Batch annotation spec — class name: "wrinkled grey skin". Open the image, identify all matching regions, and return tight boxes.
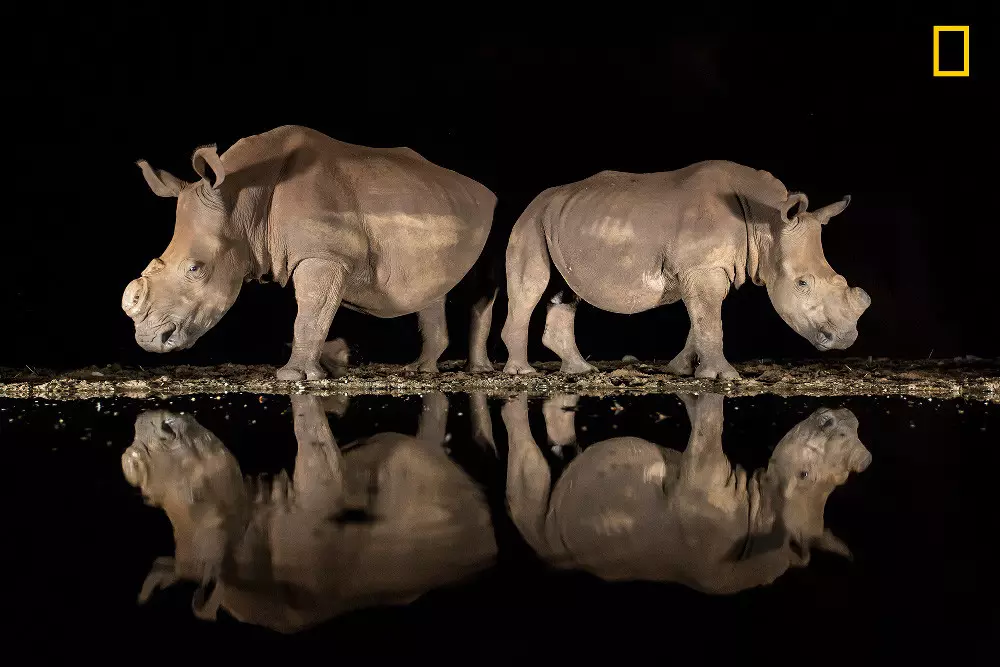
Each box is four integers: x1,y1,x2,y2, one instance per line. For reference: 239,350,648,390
122,392,496,633
122,125,498,379
503,392,871,594
501,161,872,379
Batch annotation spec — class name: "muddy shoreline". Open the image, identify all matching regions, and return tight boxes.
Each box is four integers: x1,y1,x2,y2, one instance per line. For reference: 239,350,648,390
2,357,999,401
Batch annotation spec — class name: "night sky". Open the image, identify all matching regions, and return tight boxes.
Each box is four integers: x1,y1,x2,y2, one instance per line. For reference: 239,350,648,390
4,5,993,370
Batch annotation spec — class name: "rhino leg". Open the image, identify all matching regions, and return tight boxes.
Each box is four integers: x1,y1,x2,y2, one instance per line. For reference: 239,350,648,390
291,394,344,514
542,293,596,374
404,297,449,373
502,216,551,374
470,392,497,455
466,288,498,373
502,394,554,556
278,258,348,381
667,269,740,380
416,390,449,443
542,393,579,449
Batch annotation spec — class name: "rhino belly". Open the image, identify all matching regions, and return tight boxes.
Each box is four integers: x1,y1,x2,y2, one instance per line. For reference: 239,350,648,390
343,211,490,317
545,218,679,314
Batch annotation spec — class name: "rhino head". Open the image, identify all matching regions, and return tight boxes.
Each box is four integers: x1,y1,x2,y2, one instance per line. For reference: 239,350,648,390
122,147,249,352
122,410,249,615
765,194,871,351
764,406,871,564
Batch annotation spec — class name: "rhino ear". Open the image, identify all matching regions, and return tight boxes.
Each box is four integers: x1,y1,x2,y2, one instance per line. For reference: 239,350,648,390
780,192,809,224
814,529,853,561
192,145,226,189
813,195,851,225
137,160,187,198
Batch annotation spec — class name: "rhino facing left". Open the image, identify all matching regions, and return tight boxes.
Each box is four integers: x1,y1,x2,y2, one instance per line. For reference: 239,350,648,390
122,125,498,380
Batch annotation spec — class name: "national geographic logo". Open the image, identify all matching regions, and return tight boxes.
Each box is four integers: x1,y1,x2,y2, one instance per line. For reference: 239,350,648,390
933,26,969,76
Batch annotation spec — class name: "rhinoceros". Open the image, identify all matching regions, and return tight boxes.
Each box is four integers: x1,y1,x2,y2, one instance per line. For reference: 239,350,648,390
121,392,497,633
500,161,872,379
503,392,871,594
122,125,498,380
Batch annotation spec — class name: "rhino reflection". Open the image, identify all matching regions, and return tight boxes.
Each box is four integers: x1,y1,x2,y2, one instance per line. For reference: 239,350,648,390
504,392,871,594
122,392,497,633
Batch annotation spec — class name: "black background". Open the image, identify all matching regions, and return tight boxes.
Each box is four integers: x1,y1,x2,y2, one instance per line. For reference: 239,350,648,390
3,4,993,371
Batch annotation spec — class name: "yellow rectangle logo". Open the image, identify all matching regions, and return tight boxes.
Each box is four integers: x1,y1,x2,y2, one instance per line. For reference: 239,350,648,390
933,26,969,76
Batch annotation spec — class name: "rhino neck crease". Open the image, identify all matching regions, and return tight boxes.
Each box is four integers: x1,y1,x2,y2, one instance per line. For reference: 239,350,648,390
228,183,279,285
736,194,776,288
739,469,781,560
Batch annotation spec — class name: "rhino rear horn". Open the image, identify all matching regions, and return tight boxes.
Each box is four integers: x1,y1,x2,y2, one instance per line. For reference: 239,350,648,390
137,160,188,198
813,195,851,225
192,145,226,189
780,192,809,224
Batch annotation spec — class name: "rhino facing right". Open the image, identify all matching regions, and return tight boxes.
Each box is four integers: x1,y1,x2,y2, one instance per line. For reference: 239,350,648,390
500,160,872,378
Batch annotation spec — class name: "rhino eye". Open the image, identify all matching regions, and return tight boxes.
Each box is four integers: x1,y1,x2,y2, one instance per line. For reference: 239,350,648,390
188,262,204,274
798,470,809,480
797,279,809,288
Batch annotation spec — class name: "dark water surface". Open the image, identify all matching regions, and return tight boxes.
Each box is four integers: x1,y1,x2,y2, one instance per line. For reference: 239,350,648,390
3,391,994,661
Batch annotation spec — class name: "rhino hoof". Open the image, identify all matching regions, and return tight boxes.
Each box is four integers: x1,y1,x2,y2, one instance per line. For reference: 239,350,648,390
403,361,440,373
560,360,597,375
466,360,495,373
694,364,741,381
503,361,537,375
277,364,328,381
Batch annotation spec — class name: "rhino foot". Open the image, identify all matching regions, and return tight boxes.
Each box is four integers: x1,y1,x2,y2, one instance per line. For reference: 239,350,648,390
666,353,696,376
560,359,597,374
277,363,328,381
465,360,496,373
403,360,440,373
694,361,741,381
503,360,537,375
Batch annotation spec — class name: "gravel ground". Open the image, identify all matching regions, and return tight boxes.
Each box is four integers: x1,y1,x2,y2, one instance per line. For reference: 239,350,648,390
2,357,999,401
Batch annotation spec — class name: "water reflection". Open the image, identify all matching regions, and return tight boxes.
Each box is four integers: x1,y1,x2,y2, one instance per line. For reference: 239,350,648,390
504,392,872,593
121,392,497,633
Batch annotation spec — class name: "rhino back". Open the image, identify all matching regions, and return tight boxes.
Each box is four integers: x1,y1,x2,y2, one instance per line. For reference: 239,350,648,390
545,437,691,579
223,126,496,313
538,161,786,312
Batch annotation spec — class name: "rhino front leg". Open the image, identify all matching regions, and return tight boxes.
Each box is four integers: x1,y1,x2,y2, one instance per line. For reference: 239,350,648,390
667,269,740,380
404,297,449,373
278,258,349,381
291,393,344,514
542,293,596,374
502,215,551,374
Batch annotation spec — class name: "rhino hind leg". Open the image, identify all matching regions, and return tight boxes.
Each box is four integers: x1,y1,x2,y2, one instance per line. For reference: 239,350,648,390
404,297,449,373
466,287,498,373
666,269,741,381
501,215,552,374
542,292,596,374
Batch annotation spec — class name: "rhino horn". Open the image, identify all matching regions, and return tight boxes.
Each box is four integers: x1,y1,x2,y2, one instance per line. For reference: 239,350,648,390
137,160,187,198
814,195,851,225
192,144,226,189
813,529,853,561
779,192,809,224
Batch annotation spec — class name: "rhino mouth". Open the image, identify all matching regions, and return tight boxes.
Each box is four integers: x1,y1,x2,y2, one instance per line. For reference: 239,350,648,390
814,329,834,351
137,320,195,352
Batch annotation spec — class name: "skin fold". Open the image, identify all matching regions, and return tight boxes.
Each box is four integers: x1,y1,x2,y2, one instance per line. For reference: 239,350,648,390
501,161,872,379
502,392,872,594
122,125,498,380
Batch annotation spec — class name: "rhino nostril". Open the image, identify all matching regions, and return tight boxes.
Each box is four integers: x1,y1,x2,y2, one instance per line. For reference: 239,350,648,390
159,323,177,347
